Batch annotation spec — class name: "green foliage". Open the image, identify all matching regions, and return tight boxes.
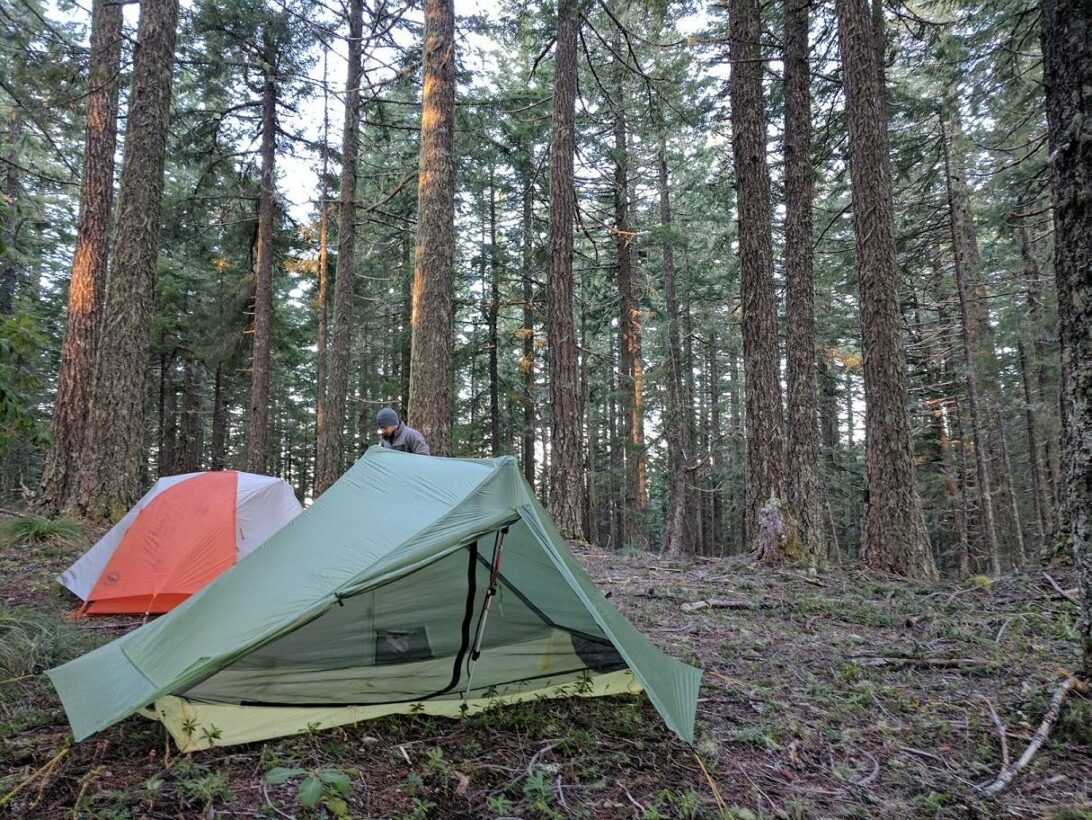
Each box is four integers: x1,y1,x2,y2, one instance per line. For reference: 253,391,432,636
264,765,352,817
0,315,49,455
0,606,97,680
173,758,233,807
0,514,86,549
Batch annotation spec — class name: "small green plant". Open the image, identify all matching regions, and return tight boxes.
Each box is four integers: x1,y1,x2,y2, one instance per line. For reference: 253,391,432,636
264,766,352,817
487,793,515,816
174,758,233,808
523,767,561,818
0,515,85,549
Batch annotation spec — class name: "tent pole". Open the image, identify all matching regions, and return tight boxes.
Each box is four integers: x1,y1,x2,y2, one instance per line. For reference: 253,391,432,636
464,526,508,698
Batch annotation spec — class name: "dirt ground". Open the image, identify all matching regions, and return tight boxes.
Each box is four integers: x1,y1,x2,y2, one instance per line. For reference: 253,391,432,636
1,527,1090,819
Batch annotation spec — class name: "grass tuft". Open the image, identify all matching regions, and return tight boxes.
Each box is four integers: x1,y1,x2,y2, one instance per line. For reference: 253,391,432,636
0,515,87,550
0,606,97,680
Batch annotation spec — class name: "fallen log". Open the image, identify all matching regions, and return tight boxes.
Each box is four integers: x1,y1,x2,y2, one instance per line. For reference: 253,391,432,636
681,598,758,613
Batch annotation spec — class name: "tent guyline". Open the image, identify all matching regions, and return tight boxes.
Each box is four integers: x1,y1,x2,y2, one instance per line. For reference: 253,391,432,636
48,449,701,751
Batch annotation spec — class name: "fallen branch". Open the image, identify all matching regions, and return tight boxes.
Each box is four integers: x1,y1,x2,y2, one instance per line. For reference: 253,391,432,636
1041,572,1079,605
851,655,990,669
980,696,1010,771
980,674,1088,797
681,598,757,612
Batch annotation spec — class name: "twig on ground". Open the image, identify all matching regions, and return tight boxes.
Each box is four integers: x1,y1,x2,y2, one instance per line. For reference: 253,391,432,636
681,598,758,612
980,674,1088,797
619,782,646,813
261,783,295,820
851,655,989,669
692,751,727,815
1041,572,1079,605
0,745,69,810
980,696,1010,771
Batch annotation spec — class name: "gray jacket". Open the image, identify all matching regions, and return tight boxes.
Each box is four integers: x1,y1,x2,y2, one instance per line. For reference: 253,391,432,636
379,423,431,455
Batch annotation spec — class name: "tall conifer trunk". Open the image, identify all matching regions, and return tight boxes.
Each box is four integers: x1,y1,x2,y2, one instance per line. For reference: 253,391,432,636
316,0,363,493
39,0,123,511
730,0,787,557
783,0,824,563
246,36,278,474
1041,0,1092,675
835,0,936,579
78,0,180,520
659,138,693,556
545,0,584,540
408,0,456,454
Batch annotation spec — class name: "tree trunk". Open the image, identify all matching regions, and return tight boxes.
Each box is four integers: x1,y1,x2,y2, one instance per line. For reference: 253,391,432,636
1,110,20,314
993,417,1026,567
315,51,331,481
408,0,456,455
709,329,724,555
520,166,536,486
77,0,180,521
1018,335,1050,550
1041,0,1092,675
488,168,501,456
545,0,584,540
178,356,204,473
316,0,363,493
38,0,123,511
400,235,412,417
659,139,693,556
783,0,824,565
941,115,1001,576
157,352,178,475
247,36,278,474
211,363,227,470
730,0,787,558
835,0,936,579
612,50,648,551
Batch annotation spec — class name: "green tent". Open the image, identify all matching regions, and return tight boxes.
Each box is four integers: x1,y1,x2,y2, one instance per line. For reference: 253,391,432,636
48,449,701,751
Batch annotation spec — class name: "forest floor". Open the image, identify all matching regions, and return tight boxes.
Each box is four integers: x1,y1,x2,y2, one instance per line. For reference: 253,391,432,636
1,519,1090,819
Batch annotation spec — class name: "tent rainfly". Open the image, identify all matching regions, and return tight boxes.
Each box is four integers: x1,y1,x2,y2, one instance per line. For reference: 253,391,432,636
59,471,302,615
48,450,701,750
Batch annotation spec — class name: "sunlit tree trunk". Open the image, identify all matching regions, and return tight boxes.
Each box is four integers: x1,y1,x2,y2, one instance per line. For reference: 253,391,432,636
77,0,180,520
39,0,123,511
408,0,456,454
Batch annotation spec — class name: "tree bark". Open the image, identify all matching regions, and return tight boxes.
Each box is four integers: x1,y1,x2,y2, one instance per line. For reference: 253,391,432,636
488,168,501,456
941,114,1002,576
316,0,363,493
77,0,180,521
836,0,936,579
612,44,648,551
659,139,693,556
1019,335,1050,549
520,164,536,486
315,50,331,481
38,0,123,511
246,36,278,474
783,0,824,565
1041,0,1092,675
545,0,584,540
178,356,204,473
408,0,456,455
730,0,787,557
1,110,20,315
211,362,227,470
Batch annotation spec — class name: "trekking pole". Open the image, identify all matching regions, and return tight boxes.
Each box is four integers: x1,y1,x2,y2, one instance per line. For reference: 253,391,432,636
464,526,509,698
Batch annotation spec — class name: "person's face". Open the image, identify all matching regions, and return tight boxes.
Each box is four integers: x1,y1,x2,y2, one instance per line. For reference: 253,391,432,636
380,423,399,437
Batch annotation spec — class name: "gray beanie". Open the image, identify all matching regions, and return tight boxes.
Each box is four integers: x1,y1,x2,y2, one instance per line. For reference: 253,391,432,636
376,407,400,428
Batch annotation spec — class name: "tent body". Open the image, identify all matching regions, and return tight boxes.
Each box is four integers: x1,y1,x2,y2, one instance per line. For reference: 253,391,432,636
59,471,302,615
48,451,701,750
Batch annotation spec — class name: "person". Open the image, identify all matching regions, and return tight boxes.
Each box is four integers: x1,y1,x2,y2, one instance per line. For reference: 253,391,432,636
376,408,430,455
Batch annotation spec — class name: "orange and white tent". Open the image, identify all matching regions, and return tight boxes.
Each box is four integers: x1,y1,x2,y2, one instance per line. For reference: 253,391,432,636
59,471,302,616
